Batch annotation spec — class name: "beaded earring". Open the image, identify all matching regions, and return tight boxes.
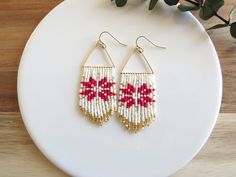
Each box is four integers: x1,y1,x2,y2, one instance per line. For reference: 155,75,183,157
79,31,126,125
117,36,165,132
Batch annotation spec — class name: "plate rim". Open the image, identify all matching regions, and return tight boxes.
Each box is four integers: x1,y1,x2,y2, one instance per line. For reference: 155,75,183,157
17,1,223,176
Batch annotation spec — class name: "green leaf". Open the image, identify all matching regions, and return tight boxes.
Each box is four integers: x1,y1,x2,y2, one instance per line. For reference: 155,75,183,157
199,0,224,20
230,22,236,38
149,0,158,10
178,4,200,12
207,23,229,30
229,5,236,23
164,0,179,6
115,0,127,7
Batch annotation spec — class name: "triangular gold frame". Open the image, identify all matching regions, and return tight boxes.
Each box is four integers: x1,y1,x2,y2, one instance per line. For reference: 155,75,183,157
120,47,154,74
81,41,115,68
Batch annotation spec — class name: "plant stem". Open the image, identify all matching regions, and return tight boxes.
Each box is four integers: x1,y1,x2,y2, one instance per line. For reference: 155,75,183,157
185,0,199,7
214,12,230,24
184,0,230,25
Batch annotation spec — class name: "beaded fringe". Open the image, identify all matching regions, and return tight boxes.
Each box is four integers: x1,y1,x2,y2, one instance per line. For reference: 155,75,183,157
79,66,116,125
117,73,156,132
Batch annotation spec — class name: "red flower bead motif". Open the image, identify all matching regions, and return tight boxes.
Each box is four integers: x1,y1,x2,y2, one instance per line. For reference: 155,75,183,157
119,84,135,108
80,77,115,101
119,83,155,108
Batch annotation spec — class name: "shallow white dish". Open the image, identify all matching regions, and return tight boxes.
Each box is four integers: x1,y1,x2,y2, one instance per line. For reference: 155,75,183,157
17,0,222,177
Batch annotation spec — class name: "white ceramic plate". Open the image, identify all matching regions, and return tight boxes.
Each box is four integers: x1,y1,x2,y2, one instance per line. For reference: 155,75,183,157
17,0,222,177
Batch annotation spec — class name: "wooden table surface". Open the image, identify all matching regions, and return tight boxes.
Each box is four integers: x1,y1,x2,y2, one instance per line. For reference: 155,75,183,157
0,1,235,177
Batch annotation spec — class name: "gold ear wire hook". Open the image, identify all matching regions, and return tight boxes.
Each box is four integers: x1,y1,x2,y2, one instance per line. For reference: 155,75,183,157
98,31,127,48
136,36,166,52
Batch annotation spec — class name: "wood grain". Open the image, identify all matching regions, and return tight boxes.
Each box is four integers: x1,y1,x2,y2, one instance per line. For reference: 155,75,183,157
0,0,62,112
0,1,235,177
173,113,236,177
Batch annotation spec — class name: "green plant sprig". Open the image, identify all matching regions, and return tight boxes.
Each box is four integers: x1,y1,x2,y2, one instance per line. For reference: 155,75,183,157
111,0,236,38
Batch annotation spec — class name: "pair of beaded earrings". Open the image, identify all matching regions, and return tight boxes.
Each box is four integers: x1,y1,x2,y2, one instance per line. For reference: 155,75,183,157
78,31,165,132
